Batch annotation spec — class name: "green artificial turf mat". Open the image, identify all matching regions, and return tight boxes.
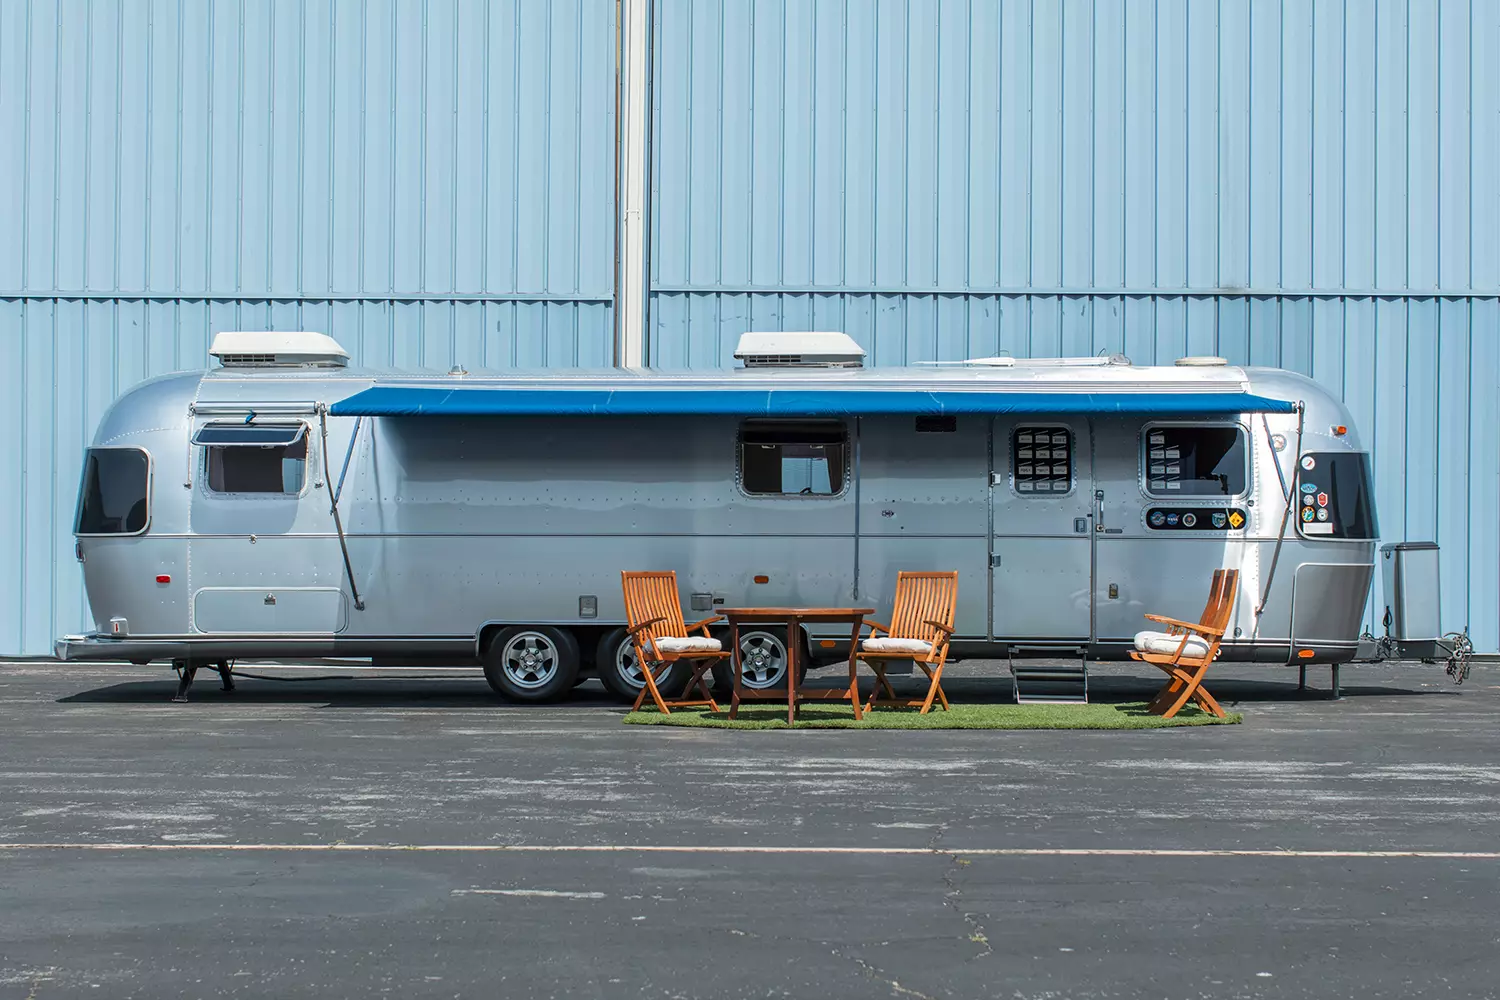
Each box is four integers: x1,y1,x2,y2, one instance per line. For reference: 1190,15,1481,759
623,700,1241,730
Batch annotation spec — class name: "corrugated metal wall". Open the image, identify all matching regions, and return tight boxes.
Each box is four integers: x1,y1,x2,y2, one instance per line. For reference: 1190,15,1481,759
647,0,1500,652
3,0,1497,655
0,0,618,653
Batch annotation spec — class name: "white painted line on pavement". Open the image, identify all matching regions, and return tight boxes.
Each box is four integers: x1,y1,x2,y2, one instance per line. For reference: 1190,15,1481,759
0,843,1495,859
452,889,606,899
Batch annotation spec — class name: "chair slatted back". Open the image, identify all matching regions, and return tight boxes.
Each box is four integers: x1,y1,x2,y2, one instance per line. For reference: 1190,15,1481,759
621,571,688,647
1200,569,1239,633
888,571,960,645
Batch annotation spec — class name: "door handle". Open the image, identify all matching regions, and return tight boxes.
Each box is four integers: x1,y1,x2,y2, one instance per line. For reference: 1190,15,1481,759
1094,490,1105,533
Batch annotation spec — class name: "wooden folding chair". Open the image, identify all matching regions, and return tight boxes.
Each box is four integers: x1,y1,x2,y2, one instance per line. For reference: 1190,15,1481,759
858,571,959,714
620,571,730,715
1128,569,1239,719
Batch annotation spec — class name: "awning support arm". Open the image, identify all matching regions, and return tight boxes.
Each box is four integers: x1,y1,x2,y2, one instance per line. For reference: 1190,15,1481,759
319,406,366,611
1254,401,1305,621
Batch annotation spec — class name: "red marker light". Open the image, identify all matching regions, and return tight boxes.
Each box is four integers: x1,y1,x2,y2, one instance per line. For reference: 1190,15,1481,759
1332,425,1348,436
155,574,171,584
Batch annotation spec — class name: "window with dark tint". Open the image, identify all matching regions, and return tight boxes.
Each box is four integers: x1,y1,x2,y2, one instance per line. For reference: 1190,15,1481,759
196,423,308,494
76,448,150,534
1144,426,1247,497
1296,452,1378,539
739,420,846,496
1013,426,1073,494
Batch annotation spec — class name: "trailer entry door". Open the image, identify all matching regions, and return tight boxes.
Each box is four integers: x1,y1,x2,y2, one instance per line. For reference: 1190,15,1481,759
989,419,1093,641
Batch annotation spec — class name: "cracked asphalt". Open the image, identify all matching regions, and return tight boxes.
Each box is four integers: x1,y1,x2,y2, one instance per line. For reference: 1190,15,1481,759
1,659,1497,999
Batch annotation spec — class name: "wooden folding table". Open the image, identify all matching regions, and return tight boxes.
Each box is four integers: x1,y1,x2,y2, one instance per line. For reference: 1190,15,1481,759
718,607,874,724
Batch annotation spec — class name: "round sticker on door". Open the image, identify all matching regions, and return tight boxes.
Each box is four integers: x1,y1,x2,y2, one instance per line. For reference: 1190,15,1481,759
1181,513,1197,528
1300,455,1316,471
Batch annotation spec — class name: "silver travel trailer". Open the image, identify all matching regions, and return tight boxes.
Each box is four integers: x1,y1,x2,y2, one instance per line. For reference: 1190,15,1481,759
57,330,1382,703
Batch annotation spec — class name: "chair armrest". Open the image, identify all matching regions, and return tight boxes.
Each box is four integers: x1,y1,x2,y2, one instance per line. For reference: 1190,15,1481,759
922,620,955,637
1143,614,1225,636
685,615,724,635
861,618,891,636
626,617,667,637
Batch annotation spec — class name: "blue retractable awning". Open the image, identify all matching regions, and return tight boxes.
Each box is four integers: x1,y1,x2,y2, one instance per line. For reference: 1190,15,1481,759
330,386,1298,417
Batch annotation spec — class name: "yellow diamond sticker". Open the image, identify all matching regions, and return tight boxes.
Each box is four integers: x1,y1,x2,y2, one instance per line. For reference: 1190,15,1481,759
1227,510,1245,529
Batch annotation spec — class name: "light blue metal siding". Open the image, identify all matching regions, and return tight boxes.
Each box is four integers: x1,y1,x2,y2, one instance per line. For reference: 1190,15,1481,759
0,0,617,302
647,0,1500,652
0,0,618,654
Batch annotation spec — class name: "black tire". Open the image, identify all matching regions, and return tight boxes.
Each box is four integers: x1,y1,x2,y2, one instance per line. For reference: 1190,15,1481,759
483,626,580,703
709,625,807,695
595,627,691,703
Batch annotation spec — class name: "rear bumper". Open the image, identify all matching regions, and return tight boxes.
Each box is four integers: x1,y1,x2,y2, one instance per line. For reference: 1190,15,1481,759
53,633,481,663
54,634,195,662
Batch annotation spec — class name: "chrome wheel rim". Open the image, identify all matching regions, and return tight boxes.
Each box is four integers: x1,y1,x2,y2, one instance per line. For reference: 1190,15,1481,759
615,638,648,690
738,631,788,689
500,632,560,690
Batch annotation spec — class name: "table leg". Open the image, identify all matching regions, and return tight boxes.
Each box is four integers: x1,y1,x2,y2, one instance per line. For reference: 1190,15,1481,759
786,617,799,725
729,619,743,720
847,617,863,720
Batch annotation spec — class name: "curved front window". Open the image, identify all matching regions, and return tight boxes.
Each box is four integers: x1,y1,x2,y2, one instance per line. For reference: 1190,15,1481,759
1296,452,1378,539
75,448,150,535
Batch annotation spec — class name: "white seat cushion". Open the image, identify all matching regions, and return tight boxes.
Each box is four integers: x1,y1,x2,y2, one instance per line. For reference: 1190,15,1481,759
861,637,934,654
1134,630,1212,659
652,635,722,654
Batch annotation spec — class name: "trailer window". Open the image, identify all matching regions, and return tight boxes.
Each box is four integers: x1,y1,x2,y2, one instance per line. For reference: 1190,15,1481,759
1296,452,1378,539
1012,426,1073,494
738,420,847,496
75,448,150,535
196,423,308,494
1143,426,1247,497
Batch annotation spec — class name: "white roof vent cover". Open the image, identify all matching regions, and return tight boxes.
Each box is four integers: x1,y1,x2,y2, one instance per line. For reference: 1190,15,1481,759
210,331,350,368
733,331,866,368
1175,355,1229,367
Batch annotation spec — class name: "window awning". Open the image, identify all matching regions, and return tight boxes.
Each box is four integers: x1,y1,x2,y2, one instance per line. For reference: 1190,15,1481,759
191,423,308,446
329,386,1299,417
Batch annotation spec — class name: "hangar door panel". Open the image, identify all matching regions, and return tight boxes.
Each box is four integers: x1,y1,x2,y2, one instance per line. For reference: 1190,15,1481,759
991,420,1093,641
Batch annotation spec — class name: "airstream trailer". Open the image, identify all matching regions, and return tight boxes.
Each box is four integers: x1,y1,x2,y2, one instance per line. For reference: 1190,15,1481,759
57,330,1381,703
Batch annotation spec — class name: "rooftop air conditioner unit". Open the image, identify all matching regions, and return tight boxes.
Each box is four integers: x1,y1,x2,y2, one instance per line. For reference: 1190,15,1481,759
733,331,866,369
209,331,350,368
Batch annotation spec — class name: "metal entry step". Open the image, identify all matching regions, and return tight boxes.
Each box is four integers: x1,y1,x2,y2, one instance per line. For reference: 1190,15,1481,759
1008,647,1089,704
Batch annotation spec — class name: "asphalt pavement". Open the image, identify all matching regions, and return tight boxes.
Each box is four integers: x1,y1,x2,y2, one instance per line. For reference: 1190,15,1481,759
0,659,1496,999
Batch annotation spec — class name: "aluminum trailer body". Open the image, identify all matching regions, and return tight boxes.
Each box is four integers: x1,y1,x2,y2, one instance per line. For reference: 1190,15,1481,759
56,333,1378,701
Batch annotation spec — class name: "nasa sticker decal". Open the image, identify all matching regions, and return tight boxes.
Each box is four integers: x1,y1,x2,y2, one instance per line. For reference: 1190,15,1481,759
1300,455,1316,471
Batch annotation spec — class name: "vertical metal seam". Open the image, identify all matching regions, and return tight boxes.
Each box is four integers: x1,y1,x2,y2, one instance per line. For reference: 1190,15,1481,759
868,0,876,293
572,0,583,312
418,0,428,298
684,0,694,294
141,0,152,294
235,0,245,296
296,0,308,298
510,0,519,296
266,0,277,301
715,0,725,292
173,0,184,295
356,0,368,298
326,0,336,297
51,0,62,292
386,0,396,309
20,0,32,293
777,0,786,287
449,0,459,300
964,0,973,293
902,0,910,288
542,0,553,300
113,0,126,294
450,1,459,361
479,0,490,303
83,0,95,292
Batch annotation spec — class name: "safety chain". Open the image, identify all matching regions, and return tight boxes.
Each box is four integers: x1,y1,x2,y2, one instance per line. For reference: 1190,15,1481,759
1442,630,1475,685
